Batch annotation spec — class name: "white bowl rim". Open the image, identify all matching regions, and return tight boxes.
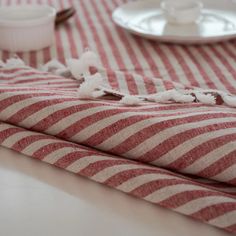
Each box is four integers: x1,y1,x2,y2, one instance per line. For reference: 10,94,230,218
0,5,56,27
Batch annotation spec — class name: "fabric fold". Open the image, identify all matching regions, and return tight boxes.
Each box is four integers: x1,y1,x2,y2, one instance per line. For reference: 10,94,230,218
0,65,235,186
0,121,236,233
0,62,236,233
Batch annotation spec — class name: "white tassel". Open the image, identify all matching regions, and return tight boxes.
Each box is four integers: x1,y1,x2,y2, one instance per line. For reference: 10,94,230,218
5,58,26,68
54,68,72,77
146,90,194,103
77,73,104,99
80,50,103,69
171,90,195,103
66,51,103,80
222,95,236,107
66,58,87,80
40,59,71,77
147,90,173,103
195,92,216,105
120,95,142,106
41,59,66,72
0,60,5,67
92,90,106,98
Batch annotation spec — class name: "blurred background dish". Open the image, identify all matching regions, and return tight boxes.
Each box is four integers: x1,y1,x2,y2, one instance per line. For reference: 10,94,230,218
112,0,236,44
0,5,56,52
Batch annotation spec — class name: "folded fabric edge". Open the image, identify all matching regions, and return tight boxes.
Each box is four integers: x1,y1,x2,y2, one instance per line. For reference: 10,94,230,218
0,121,236,233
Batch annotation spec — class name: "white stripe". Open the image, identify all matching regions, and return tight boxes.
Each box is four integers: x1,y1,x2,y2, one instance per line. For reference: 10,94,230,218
188,47,227,92
184,142,236,174
175,196,235,215
145,184,207,203
143,42,171,79
0,69,44,78
43,147,79,164
213,164,236,183
95,0,136,72
46,105,122,135
0,73,61,80
66,155,113,173
153,127,236,167
209,210,236,228
91,164,150,183
83,0,120,70
123,116,236,158
204,46,236,89
0,123,14,132
47,104,205,137
22,139,63,156
0,89,76,97
117,173,177,192
0,95,65,120
162,45,190,85
1,131,35,147
174,46,206,86
71,108,198,142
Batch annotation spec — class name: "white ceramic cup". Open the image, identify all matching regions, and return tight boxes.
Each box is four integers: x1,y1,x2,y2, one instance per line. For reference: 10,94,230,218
161,0,203,24
0,5,56,52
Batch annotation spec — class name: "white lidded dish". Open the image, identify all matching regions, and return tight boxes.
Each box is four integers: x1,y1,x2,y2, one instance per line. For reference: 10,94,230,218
0,5,56,52
161,0,203,24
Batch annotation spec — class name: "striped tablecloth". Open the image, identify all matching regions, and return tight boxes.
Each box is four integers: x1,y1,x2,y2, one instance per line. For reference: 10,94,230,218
0,0,236,234
0,0,236,95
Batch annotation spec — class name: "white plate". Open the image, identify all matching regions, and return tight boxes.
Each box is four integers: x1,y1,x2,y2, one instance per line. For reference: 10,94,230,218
112,0,236,44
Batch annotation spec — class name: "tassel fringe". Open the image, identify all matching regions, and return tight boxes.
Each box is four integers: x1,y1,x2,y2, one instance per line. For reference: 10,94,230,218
2,51,236,108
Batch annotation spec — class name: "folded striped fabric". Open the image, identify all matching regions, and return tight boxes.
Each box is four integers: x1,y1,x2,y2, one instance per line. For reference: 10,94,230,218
0,60,236,234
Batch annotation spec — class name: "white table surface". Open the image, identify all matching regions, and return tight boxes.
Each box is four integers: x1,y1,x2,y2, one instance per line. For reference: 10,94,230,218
0,146,232,236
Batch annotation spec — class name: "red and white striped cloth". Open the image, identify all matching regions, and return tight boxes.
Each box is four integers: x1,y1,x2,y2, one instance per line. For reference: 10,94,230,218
0,0,236,234
0,63,236,233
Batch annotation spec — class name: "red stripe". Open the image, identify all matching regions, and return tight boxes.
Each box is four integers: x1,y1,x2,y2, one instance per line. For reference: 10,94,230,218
6,98,79,124
226,224,236,234
0,127,21,143
143,121,236,163
196,47,235,93
54,151,105,169
0,93,56,112
198,149,236,178
168,133,236,171
130,179,192,198
79,0,110,68
110,113,236,155
209,45,236,94
79,159,132,177
160,190,229,209
12,135,54,152
68,0,89,49
191,203,236,221
220,43,236,62
170,46,200,87
49,0,65,64
151,44,181,83
33,142,81,160
182,47,218,90
90,0,138,94
84,109,215,147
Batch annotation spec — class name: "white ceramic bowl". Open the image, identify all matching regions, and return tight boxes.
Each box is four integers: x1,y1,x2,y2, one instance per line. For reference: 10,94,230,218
0,5,56,52
161,0,203,24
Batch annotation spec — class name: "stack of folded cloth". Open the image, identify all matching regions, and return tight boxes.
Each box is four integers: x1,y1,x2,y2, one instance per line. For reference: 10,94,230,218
0,53,235,234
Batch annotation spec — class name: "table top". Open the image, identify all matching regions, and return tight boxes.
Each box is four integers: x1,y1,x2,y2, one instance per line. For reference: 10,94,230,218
0,146,232,236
